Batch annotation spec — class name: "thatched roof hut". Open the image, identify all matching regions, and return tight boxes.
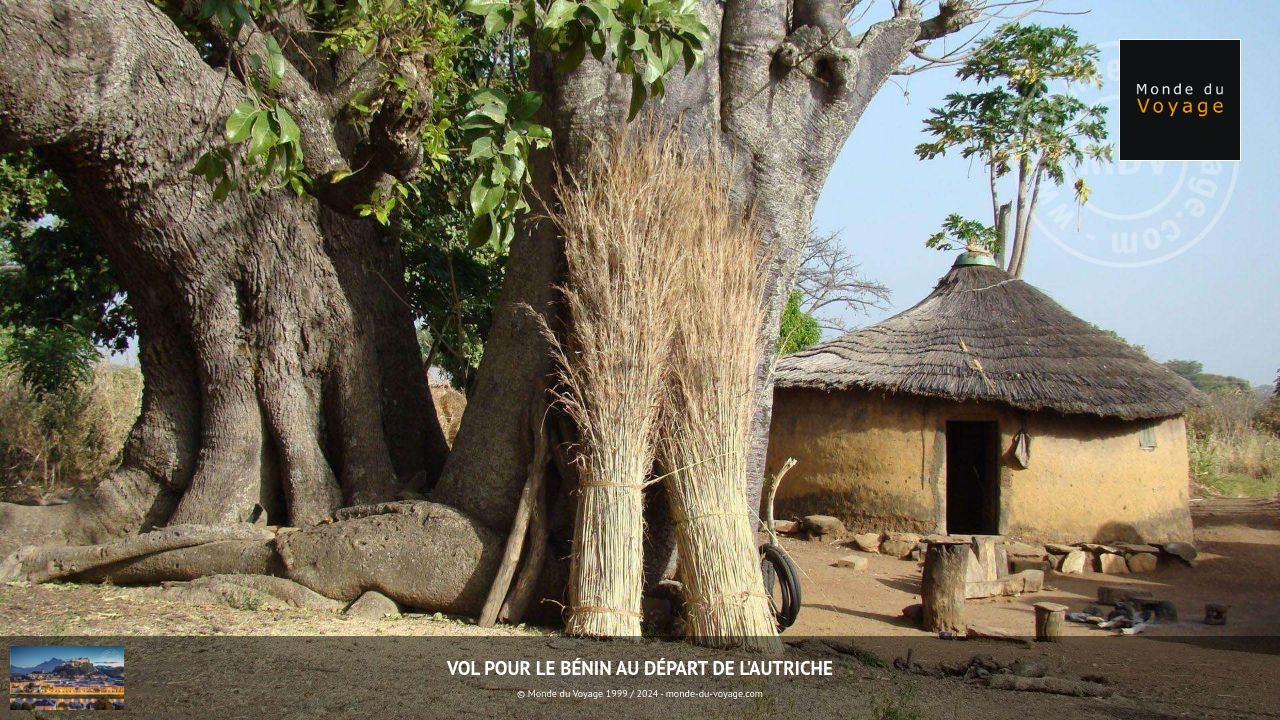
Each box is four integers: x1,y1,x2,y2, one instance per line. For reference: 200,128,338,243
767,252,1199,545
776,253,1200,420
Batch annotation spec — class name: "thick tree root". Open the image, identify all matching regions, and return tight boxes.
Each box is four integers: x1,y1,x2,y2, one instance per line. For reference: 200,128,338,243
0,502,511,618
0,525,275,584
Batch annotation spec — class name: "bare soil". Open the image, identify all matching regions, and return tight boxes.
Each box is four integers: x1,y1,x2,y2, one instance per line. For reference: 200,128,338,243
2,497,1276,719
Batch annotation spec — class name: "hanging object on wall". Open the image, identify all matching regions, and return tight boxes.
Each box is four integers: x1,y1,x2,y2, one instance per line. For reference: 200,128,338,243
1012,429,1032,469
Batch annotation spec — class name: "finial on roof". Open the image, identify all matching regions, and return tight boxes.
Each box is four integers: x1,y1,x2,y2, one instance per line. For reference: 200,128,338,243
954,245,998,268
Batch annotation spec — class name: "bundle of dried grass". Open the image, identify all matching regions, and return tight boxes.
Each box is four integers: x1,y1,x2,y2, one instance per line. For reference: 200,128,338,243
548,133,685,638
658,152,782,653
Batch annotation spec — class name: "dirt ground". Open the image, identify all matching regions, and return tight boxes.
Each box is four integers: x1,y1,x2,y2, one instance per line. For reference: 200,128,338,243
2,497,1277,719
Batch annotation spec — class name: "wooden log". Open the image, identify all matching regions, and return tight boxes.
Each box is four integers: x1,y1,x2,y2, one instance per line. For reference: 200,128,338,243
921,541,969,633
1034,601,1068,642
478,392,549,628
498,419,552,625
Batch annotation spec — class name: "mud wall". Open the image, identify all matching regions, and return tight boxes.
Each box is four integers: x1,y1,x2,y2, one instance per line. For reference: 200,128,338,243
765,387,1193,543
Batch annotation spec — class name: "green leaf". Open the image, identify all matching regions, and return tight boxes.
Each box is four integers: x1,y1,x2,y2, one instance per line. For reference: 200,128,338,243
276,107,301,145
467,136,496,160
225,101,258,143
248,113,278,158
627,75,646,121
509,91,543,120
265,36,286,90
544,0,577,29
469,177,503,216
467,213,494,248
329,168,355,184
558,40,588,73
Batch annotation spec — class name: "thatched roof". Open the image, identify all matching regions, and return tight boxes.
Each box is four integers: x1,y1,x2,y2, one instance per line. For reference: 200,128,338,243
775,257,1201,420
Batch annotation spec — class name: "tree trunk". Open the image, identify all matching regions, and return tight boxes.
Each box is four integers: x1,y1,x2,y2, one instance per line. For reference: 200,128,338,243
922,541,969,633
0,0,449,556
441,0,937,534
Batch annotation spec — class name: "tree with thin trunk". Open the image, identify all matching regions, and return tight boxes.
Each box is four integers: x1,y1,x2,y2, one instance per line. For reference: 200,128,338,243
917,23,1111,277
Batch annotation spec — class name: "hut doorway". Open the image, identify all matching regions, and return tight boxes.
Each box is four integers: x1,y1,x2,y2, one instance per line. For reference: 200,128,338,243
945,421,1000,535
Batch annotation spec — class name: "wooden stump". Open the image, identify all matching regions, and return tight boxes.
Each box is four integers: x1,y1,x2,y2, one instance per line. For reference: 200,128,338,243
1034,602,1068,642
922,541,969,633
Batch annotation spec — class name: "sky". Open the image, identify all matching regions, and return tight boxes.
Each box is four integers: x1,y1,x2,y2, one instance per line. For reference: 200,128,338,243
818,0,1279,386
10,646,125,670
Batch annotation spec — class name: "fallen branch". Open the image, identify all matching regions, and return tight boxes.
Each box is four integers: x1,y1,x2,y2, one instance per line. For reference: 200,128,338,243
499,412,554,624
480,389,549,628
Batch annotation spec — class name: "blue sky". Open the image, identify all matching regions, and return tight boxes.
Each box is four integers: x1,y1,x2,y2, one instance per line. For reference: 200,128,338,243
10,645,124,670
819,0,1278,385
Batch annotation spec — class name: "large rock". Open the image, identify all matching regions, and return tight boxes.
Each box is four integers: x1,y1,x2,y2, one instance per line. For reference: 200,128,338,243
1126,552,1158,574
880,538,916,559
1160,542,1198,566
1057,550,1088,575
851,532,882,553
803,515,846,540
345,590,401,620
1096,553,1129,575
835,554,869,571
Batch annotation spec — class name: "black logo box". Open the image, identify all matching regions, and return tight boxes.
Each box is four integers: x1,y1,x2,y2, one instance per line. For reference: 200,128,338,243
1119,39,1240,161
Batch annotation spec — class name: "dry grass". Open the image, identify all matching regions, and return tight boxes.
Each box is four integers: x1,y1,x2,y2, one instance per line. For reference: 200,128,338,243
0,361,142,503
548,132,685,638
655,148,781,653
1187,391,1280,498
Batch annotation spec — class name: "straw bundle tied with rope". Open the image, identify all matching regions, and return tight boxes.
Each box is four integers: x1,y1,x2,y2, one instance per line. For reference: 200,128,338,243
548,133,685,638
547,129,779,650
656,149,782,654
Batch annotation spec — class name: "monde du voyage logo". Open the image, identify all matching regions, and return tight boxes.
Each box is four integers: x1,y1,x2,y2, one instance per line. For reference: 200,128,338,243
1120,39,1240,162
1035,39,1240,268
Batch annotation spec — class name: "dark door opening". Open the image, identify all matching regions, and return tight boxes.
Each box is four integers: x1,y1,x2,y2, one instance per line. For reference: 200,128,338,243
945,421,1000,535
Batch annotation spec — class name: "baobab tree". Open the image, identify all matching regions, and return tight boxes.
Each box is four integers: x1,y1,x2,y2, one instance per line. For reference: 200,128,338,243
0,0,1032,614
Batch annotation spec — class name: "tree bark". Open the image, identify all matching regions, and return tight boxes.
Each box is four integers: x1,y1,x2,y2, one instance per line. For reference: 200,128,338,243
922,541,969,633
442,0,949,536
0,0,449,556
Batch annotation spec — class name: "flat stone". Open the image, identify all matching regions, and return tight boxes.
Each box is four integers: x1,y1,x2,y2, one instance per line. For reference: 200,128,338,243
1044,543,1076,555
1117,543,1160,555
1126,552,1158,574
836,554,869,571
1097,554,1130,575
851,532,882,553
1081,543,1121,554
1005,540,1048,558
965,579,1006,599
1057,550,1088,575
344,590,400,620
803,515,846,539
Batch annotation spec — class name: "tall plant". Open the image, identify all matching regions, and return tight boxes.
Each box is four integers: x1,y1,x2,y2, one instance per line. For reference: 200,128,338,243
916,24,1112,276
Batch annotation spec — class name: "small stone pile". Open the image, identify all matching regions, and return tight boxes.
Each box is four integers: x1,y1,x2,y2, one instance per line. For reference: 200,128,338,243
790,517,1197,577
